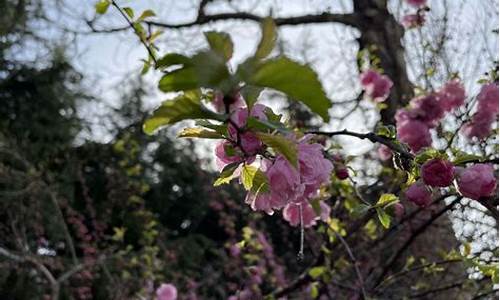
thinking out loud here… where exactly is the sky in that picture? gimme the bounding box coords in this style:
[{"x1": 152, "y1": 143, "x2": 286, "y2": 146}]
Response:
[{"x1": 35, "y1": 0, "x2": 498, "y2": 159}]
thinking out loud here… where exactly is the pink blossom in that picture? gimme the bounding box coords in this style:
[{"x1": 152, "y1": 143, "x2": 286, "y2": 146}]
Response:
[
  {"x1": 283, "y1": 201, "x2": 329, "y2": 228},
  {"x1": 378, "y1": 145, "x2": 393, "y2": 161},
  {"x1": 396, "y1": 119, "x2": 432, "y2": 153},
  {"x1": 461, "y1": 109, "x2": 496, "y2": 140},
  {"x1": 436, "y1": 80, "x2": 466, "y2": 112},
  {"x1": 156, "y1": 283, "x2": 177, "y2": 300},
  {"x1": 401, "y1": 14, "x2": 425, "y2": 28},
  {"x1": 409, "y1": 95, "x2": 444, "y2": 128},
  {"x1": 267, "y1": 156, "x2": 303, "y2": 205},
  {"x1": 298, "y1": 140, "x2": 333, "y2": 197},
  {"x1": 421, "y1": 158, "x2": 454, "y2": 187},
  {"x1": 360, "y1": 69, "x2": 393, "y2": 102},
  {"x1": 360, "y1": 69, "x2": 379, "y2": 86},
  {"x1": 456, "y1": 164, "x2": 497, "y2": 200},
  {"x1": 406, "y1": 0, "x2": 427, "y2": 8},
  {"x1": 405, "y1": 181, "x2": 432, "y2": 207},
  {"x1": 245, "y1": 191, "x2": 287, "y2": 215},
  {"x1": 477, "y1": 83, "x2": 499, "y2": 114},
  {"x1": 215, "y1": 140, "x2": 241, "y2": 170}
]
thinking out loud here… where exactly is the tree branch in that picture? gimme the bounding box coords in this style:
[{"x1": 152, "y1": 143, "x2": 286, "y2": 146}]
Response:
[
  {"x1": 88, "y1": 11, "x2": 359, "y2": 34},
  {"x1": 309, "y1": 129, "x2": 414, "y2": 160}
]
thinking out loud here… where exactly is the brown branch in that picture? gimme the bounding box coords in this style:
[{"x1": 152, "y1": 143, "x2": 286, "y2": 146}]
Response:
[
  {"x1": 88, "y1": 11, "x2": 359, "y2": 34},
  {"x1": 309, "y1": 129, "x2": 414, "y2": 160}
]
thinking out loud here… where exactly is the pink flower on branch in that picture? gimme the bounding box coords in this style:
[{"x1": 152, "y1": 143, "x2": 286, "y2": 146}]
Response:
[
  {"x1": 421, "y1": 158, "x2": 454, "y2": 187},
  {"x1": 456, "y1": 164, "x2": 497, "y2": 200},
  {"x1": 360, "y1": 69, "x2": 393, "y2": 102}
]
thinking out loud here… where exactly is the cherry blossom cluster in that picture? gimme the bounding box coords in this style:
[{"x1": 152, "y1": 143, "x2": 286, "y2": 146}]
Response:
[
  {"x1": 401, "y1": 0, "x2": 427, "y2": 29},
  {"x1": 213, "y1": 96, "x2": 340, "y2": 228},
  {"x1": 396, "y1": 79, "x2": 468, "y2": 153},
  {"x1": 405, "y1": 158, "x2": 497, "y2": 206},
  {"x1": 156, "y1": 283, "x2": 178, "y2": 300},
  {"x1": 462, "y1": 83, "x2": 499, "y2": 139}
]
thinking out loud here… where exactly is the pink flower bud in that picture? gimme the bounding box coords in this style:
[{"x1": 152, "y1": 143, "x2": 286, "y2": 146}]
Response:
[
  {"x1": 456, "y1": 164, "x2": 497, "y2": 200},
  {"x1": 421, "y1": 158, "x2": 454, "y2": 187},
  {"x1": 396, "y1": 119, "x2": 432, "y2": 153},
  {"x1": 156, "y1": 283, "x2": 177, "y2": 300},
  {"x1": 405, "y1": 181, "x2": 432, "y2": 207},
  {"x1": 335, "y1": 167, "x2": 349, "y2": 180}
]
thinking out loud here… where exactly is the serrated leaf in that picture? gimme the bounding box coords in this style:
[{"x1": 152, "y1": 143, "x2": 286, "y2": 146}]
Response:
[
  {"x1": 376, "y1": 208, "x2": 391, "y2": 229},
  {"x1": 247, "y1": 57, "x2": 331, "y2": 121},
  {"x1": 204, "y1": 31, "x2": 233, "y2": 61},
  {"x1": 255, "y1": 17, "x2": 276, "y2": 59},
  {"x1": 123, "y1": 7, "x2": 134, "y2": 19},
  {"x1": 241, "y1": 165, "x2": 269, "y2": 193},
  {"x1": 95, "y1": 0, "x2": 110, "y2": 14},
  {"x1": 137, "y1": 9, "x2": 155, "y2": 21},
  {"x1": 256, "y1": 132, "x2": 298, "y2": 167},
  {"x1": 177, "y1": 127, "x2": 222, "y2": 139},
  {"x1": 414, "y1": 148, "x2": 447, "y2": 164},
  {"x1": 308, "y1": 267, "x2": 326, "y2": 279},
  {"x1": 214, "y1": 162, "x2": 240, "y2": 186},
  {"x1": 143, "y1": 91, "x2": 217, "y2": 134},
  {"x1": 156, "y1": 53, "x2": 192, "y2": 69}
]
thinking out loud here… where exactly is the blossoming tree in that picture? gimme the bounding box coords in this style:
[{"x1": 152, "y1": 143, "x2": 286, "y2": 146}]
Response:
[{"x1": 91, "y1": 0, "x2": 499, "y2": 298}]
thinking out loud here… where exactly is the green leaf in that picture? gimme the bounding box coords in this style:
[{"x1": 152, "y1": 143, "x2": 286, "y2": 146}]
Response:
[
  {"x1": 158, "y1": 51, "x2": 232, "y2": 93},
  {"x1": 375, "y1": 193, "x2": 399, "y2": 208},
  {"x1": 123, "y1": 7, "x2": 134, "y2": 19},
  {"x1": 255, "y1": 17, "x2": 276, "y2": 59},
  {"x1": 376, "y1": 208, "x2": 391, "y2": 229},
  {"x1": 247, "y1": 57, "x2": 331, "y2": 121},
  {"x1": 95, "y1": 0, "x2": 110, "y2": 14},
  {"x1": 137, "y1": 9, "x2": 155, "y2": 21},
  {"x1": 214, "y1": 162, "x2": 241, "y2": 186},
  {"x1": 156, "y1": 53, "x2": 192, "y2": 69},
  {"x1": 158, "y1": 68, "x2": 199, "y2": 92},
  {"x1": 177, "y1": 127, "x2": 222, "y2": 139},
  {"x1": 241, "y1": 165, "x2": 269, "y2": 193},
  {"x1": 256, "y1": 132, "x2": 298, "y2": 168},
  {"x1": 308, "y1": 266, "x2": 326, "y2": 279},
  {"x1": 452, "y1": 152, "x2": 483, "y2": 165},
  {"x1": 143, "y1": 91, "x2": 217, "y2": 134},
  {"x1": 204, "y1": 31, "x2": 234, "y2": 61}
]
